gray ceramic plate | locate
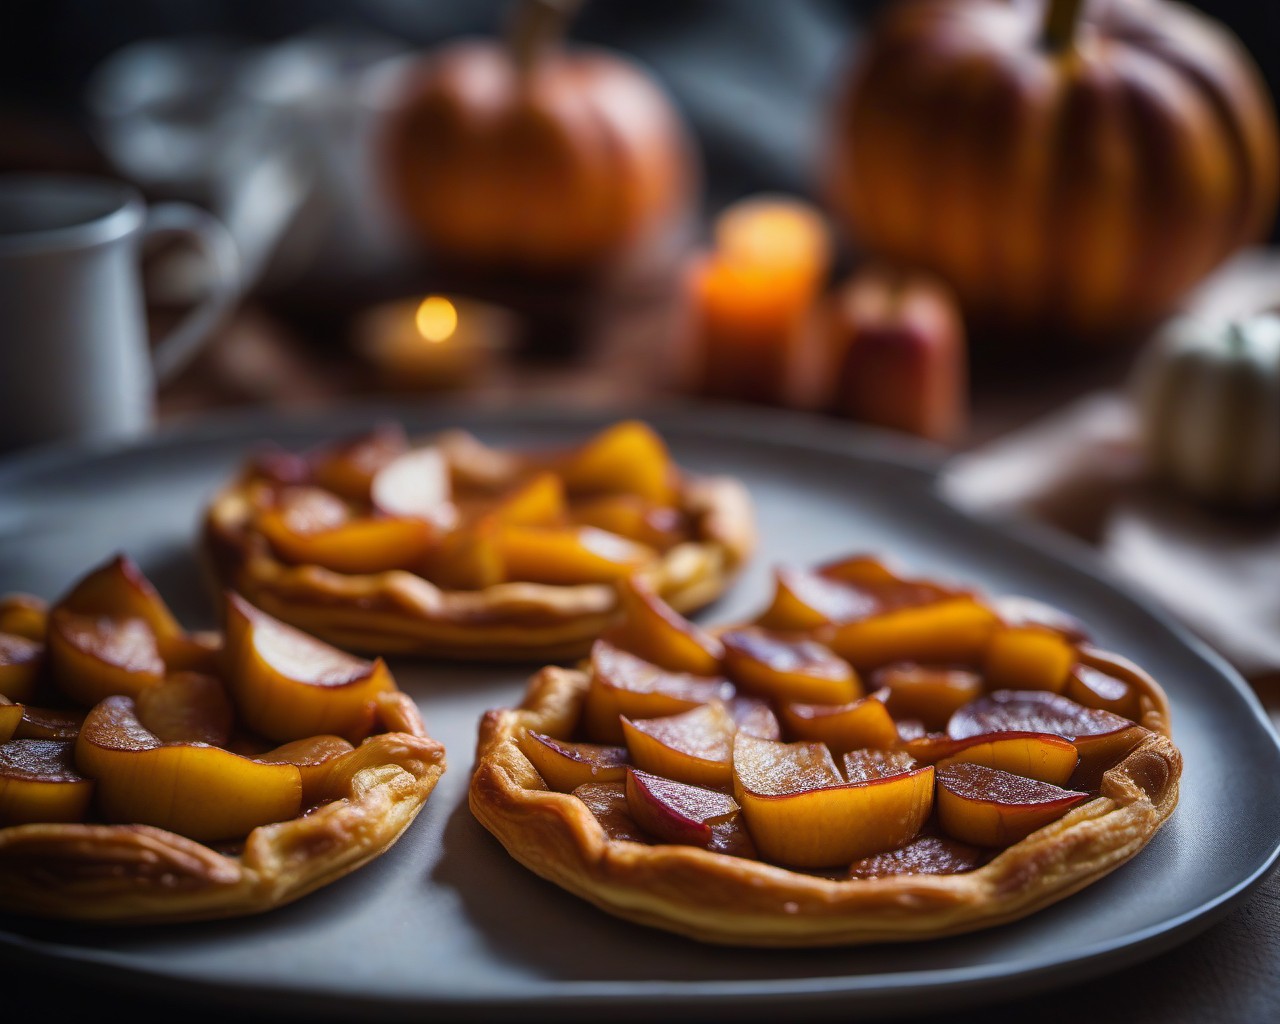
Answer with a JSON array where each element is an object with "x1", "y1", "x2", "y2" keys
[{"x1": 1, "y1": 402, "x2": 1277, "y2": 1021}]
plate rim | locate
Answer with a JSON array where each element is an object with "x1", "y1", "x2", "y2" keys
[{"x1": 1, "y1": 398, "x2": 1277, "y2": 1016}]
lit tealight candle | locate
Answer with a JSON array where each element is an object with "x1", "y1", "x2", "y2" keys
[
  {"x1": 355, "y1": 294, "x2": 510, "y2": 391},
  {"x1": 686, "y1": 195, "x2": 831, "y2": 405}
]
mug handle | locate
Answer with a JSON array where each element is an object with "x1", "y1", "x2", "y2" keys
[{"x1": 143, "y1": 203, "x2": 241, "y2": 384}]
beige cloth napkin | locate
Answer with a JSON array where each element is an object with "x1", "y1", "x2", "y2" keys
[{"x1": 942, "y1": 392, "x2": 1280, "y2": 680}]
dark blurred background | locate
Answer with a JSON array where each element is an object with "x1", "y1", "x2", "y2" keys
[{"x1": 2, "y1": 0, "x2": 1275, "y2": 232}]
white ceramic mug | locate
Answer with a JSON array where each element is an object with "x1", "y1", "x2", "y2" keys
[{"x1": 0, "y1": 175, "x2": 239, "y2": 453}]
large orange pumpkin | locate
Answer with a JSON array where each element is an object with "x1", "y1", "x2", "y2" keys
[
  {"x1": 827, "y1": 0, "x2": 1280, "y2": 338},
  {"x1": 379, "y1": 0, "x2": 695, "y2": 274}
]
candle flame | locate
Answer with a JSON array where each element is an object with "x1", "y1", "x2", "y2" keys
[{"x1": 415, "y1": 296, "x2": 458, "y2": 344}]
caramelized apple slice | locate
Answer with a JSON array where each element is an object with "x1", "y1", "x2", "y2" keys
[
  {"x1": 0, "y1": 633, "x2": 42, "y2": 703},
  {"x1": 256, "y1": 735, "x2": 356, "y2": 803},
  {"x1": 572, "y1": 781, "x2": 648, "y2": 843},
  {"x1": 224, "y1": 593, "x2": 394, "y2": 743},
  {"x1": 601, "y1": 578, "x2": 724, "y2": 676},
  {"x1": 55, "y1": 555, "x2": 183, "y2": 644},
  {"x1": 258, "y1": 487, "x2": 436, "y2": 574},
  {"x1": 76, "y1": 696, "x2": 302, "y2": 840},
  {"x1": 625, "y1": 768, "x2": 740, "y2": 848},
  {"x1": 934, "y1": 732, "x2": 1079, "y2": 786},
  {"x1": 0, "y1": 595, "x2": 48, "y2": 642},
  {"x1": 570, "y1": 495, "x2": 687, "y2": 550},
  {"x1": 841, "y1": 748, "x2": 917, "y2": 783},
  {"x1": 993, "y1": 595, "x2": 1090, "y2": 643},
  {"x1": 0, "y1": 699, "x2": 23, "y2": 743},
  {"x1": 14, "y1": 706, "x2": 82, "y2": 740},
  {"x1": 369, "y1": 446, "x2": 457, "y2": 528},
  {"x1": 423, "y1": 517, "x2": 505, "y2": 590},
  {"x1": 936, "y1": 762, "x2": 1088, "y2": 847},
  {"x1": 983, "y1": 626, "x2": 1075, "y2": 694},
  {"x1": 583, "y1": 641, "x2": 735, "y2": 743},
  {"x1": 47, "y1": 611, "x2": 164, "y2": 707},
  {"x1": 721, "y1": 628, "x2": 861, "y2": 705},
  {"x1": 497, "y1": 527, "x2": 654, "y2": 585},
  {"x1": 779, "y1": 692, "x2": 899, "y2": 754},
  {"x1": 161, "y1": 631, "x2": 224, "y2": 675},
  {"x1": 872, "y1": 663, "x2": 982, "y2": 730},
  {"x1": 621, "y1": 703, "x2": 736, "y2": 788},
  {"x1": 557, "y1": 420, "x2": 676, "y2": 504},
  {"x1": 733, "y1": 734, "x2": 935, "y2": 867},
  {"x1": 948, "y1": 690, "x2": 1144, "y2": 781},
  {"x1": 756, "y1": 568, "x2": 879, "y2": 631},
  {"x1": 727, "y1": 695, "x2": 782, "y2": 739},
  {"x1": 517, "y1": 731, "x2": 629, "y2": 792},
  {"x1": 1066, "y1": 665, "x2": 1141, "y2": 720},
  {"x1": 309, "y1": 424, "x2": 408, "y2": 501},
  {"x1": 491, "y1": 472, "x2": 568, "y2": 528},
  {"x1": 847, "y1": 835, "x2": 984, "y2": 879},
  {"x1": 830, "y1": 597, "x2": 999, "y2": 670},
  {"x1": 0, "y1": 739, "x2": 94, "y2": 824},
  {"x1": 135, "y1": 672, "x2": 234, "y2": 746}
]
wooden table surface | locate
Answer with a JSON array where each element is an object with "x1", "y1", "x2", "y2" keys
[{"x1": 4, "y1": 291, "x2": 1278, "y2": 1022}]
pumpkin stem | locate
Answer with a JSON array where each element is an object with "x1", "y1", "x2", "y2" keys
[
  {"x1": 508, "y1": 0, "x2": 583, "y2": 76},
  {"x1": 1041, "y1": 0, "x2": 1086, "y2": 52}
]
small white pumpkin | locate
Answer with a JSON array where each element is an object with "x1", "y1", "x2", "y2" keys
[{"x1": 1136, "y1": 314, "x2": 1280, "y2": 509}]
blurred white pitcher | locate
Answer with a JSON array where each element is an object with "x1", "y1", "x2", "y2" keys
[{"x1": 0, "y1": 175, "x2": 239, "y2": 452}]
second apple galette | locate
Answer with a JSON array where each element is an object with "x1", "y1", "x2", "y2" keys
[
  {"x1": 205, "y1": 420, "x2": 755, "y2": 660},
  {"x1": 0, "y1": 556, "x2": 445, "y2": 923},
  {"x1": 470, "y1": 557, "x2": 1182, "y2": 946}
]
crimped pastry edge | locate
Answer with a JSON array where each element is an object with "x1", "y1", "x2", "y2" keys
[
  {"x1": 0, "y1": 692, "x2": 445, "y2": 924},
  {"x1": 468, "y1": 650, "x2": 1181, "y2": 947},
  {"x1": 204, "y1": 438, "x2": 757, "y2": 661}
]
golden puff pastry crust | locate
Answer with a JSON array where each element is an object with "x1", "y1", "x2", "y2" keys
[
  {"x1": 469, "y1": 648, "x2": 1181, "y2": 948},
  {"x1": 0, "y1": 691, "x2": 445, "y2": 924},
  {"x1": 204, "y1": 429, "x2": 756, "y2": 661}
]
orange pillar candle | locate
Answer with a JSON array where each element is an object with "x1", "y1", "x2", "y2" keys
[
  {"x1": 686, "y1": 196, "x2": 831, "y2": 405},
  {"x1": 354, "y1": 295, "x2": 509, "y2": 391}
]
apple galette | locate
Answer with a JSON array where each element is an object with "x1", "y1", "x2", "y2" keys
[
  {"x1": 469, "y1": 557, "x2": 1182, "y2": 946},
  {"x1": 0, "y1": 556, "x2": 445, "y2": 923},
  {"x1": 204, "y1": 421, "x2": 755, "y2": 660}
]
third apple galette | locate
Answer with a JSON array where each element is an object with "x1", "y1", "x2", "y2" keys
[
  {"x1": 0, "y1": 556, "x2": 444, "y2": 923},
  {"x1": 205, "y1": 420, "x2": 755, "y2": 660},
  {"x1": 470, "y1": 556, "x2": 1182, "y2": 946}
]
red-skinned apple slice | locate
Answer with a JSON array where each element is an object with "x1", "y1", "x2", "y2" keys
[
  {"x1": 755, "y1": 568, "x2": 880, "y2": 631},
  {"x1": 624, "y1": 768, "x2": 740, "y2": 848},
  {"x1": 517, "y1": 731, "x2": 629, "y2": 792},
  {"x1": 621, "y1": 703, "x2": 736, "y2": 788},
  {"x1": 947, "y1": 689, "x2": 1144, "y2": 781},
  {"x1": 841, "y1": 748, "x2": 917, "y2": 783},
  {"x1": 721, "y1": 628, "x2": 861, "y2": 705},
  {"x1": 583, "y1": 641, "x2": 735, "y2": 743},
  {"x1": 936, "y1": 762, "x2": 1088, "y2": 847},
  {"x1": 933, "y1": 732, "x2": 1079, "y2": 785}
]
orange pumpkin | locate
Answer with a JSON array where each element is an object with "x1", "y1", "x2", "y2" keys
[
  {"x1": 379, "y1": 0, "x2": 696, "y2": 273},
  {"x1": 827, "y1": 0, "x2": 1279, "y2": 338}
]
